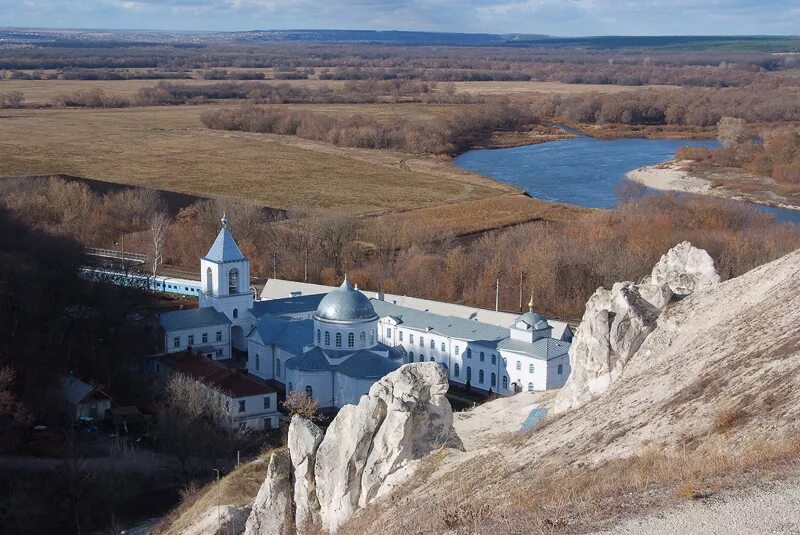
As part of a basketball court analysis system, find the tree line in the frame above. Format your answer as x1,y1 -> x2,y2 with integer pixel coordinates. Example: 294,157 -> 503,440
200,99 -> 537,155
2,176 -> 798,323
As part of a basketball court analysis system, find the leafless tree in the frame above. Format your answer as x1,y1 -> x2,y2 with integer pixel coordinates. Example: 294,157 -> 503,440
717,116 -> 749,148
150,212 -> 170,276
282,390 -> 320,420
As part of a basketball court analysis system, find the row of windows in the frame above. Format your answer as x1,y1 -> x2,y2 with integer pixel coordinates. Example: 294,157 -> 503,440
173,331 -> 223,348
317,329 -> 374,349
236,396 -> 272,413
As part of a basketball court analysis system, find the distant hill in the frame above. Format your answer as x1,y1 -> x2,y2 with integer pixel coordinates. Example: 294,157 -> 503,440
1,28 -> 798,51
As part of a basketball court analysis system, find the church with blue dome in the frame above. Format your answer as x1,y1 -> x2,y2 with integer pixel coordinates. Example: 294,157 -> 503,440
162,216 -> 572,410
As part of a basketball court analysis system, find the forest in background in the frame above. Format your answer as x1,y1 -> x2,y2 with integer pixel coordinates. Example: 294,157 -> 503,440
1,176 -> 798,321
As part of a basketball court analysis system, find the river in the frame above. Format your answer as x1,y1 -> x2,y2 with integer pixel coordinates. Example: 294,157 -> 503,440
453,135 -> 800,224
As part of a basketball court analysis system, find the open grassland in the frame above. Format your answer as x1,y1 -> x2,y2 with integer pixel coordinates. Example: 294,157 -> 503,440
0,104 -> 586,230
0,76 -> 665,104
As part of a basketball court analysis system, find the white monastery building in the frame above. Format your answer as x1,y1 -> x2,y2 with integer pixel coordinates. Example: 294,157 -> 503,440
161,215 -> 573,409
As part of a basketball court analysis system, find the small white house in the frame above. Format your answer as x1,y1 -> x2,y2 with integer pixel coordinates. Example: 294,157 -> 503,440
157,352 -> 280,431
63,375 -> 112,421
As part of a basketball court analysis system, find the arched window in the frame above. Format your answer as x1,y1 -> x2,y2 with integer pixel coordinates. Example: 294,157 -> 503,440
455,346 -> 460,356
466,367 -> 472,381
317,329 -> 321,344
325,331 -> 330,346
206,267 -> 213,292
305,385 -> 313,397
491,354 -> 496,365
360,332 -> 366,347
429,356 -> 435,362
348,332 -> 354,348
557,364 -> 563,375
430,339 -> 435,350
409,334 -> 414,345
399,331 -> 404,342
409,351 -> 414,362
502,376 -> 508,389
491,372 -> 496,387
228,268 -> 239,294
335,332 -> 342,348
516,361 -> 521,371
479,370 -> 484,384
454,363 -> 460,377
233,308 -> 239,319
420,337 -> 424,348
466,348 -> 472,359
529,364 -> 534,373
276,359 -> 281,377
527,382 -> 534,392
370,330 -> 374,345
479,351 -> 485,362
441,342 -> 446,352
255,354 -> 260,372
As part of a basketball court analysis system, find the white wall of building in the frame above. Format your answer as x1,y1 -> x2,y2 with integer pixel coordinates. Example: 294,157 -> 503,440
335,373 -> 374,407
286,369 -> 334,408
165,326 -> 230,359
378,319 -> 565,396
229,391 -> 279,430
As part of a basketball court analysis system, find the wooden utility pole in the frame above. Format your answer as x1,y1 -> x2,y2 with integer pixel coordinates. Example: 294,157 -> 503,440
518,271 -> 524,311
495,279 -> 500,312
304,244 -> 309,282
272,252 -> 277,279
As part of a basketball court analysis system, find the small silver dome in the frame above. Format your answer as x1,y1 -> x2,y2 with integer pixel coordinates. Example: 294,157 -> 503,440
314,277 -> 378,323
516,311 -> 550,331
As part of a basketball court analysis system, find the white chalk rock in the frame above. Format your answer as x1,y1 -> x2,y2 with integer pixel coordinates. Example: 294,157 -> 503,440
244,450 -> 293,535
651,240 -> 720,297
315,363 -> 463,533
554,242 -> 719,414
288,415 -> 325,533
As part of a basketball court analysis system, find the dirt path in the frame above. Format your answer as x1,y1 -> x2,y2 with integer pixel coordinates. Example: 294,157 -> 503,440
593,477 -> 800,534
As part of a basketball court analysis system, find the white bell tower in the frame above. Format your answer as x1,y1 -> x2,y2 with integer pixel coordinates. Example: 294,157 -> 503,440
199,213 -> 254,349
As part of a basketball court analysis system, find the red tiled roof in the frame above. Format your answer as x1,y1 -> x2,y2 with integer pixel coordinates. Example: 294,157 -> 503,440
162,353 -> 275,398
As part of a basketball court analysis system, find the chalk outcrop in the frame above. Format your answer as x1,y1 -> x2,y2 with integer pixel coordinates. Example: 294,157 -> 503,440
288,415 -> 325,531
238,362 -> 462,535
244,450 -> 293,535
554,242 -> 719,414
650,240 -> 720,297
315,363 -> 463,532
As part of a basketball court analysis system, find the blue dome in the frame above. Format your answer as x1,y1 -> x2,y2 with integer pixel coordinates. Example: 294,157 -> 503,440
314,278 -> 378,323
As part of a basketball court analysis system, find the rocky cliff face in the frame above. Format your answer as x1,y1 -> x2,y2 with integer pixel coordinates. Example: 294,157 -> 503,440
554,241 -> 720,413
242,362 -> 463,535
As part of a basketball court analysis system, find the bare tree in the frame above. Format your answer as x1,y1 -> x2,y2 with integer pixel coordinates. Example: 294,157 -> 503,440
716,116 -> 749,148
312,209 -> 356,273
156,372 -> 237,472
150,212 -> 169,276
282,390 -> 320,420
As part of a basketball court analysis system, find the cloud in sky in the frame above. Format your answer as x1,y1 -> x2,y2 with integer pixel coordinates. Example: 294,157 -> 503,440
1,0 -> 797,35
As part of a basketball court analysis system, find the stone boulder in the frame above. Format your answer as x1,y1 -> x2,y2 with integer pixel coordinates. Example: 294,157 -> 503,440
554,242 -> 719,414
181,505 -> 249,535
288,415 -> 325,533
244,450 -> 293,535
314,363 -> 463,533
650,240 -> 720,297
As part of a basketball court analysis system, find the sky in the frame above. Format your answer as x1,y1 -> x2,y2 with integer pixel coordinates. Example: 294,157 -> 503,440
2,0 -> 799,35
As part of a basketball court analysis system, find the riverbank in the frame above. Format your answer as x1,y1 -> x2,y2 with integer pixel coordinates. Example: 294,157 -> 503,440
626,160 -> 800,212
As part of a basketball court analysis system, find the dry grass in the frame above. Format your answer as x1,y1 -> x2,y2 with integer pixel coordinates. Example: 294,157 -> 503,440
0,78 -> 656,105
343,435 -> 800,535
0,105 -> 515,214
155,452 -> 272,535
713,408 -> 743,432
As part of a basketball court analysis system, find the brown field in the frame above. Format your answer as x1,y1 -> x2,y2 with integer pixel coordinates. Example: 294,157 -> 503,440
0,76 -> 665,105
0,103 -> 589,229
